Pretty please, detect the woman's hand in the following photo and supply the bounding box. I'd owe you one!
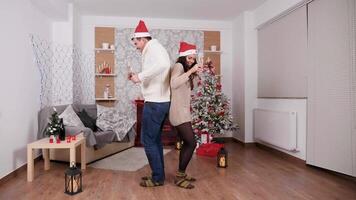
[189,63,203,74]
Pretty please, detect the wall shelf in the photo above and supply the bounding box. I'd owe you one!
[203,50,223,54]
[95,48,115,53]
[95,27,116,107]
[95,73,117,77]
[95,97,117,101]
[203,31,221,81]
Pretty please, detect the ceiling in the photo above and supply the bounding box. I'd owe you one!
[31,0,72,20]
[74,0,266,20]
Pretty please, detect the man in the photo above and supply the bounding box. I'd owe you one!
[129,20,171,187]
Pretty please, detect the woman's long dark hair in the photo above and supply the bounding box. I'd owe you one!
[176,56,197,90]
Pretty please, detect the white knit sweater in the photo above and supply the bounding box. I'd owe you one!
[138,39,171,102]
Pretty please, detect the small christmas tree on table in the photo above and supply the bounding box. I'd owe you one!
[191,58,237,144]
[46,108,61,137]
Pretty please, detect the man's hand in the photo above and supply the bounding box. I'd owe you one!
[129,72,141,84]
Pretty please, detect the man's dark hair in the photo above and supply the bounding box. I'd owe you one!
[131,36,152,41]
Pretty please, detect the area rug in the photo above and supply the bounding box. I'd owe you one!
[89,147,171,172]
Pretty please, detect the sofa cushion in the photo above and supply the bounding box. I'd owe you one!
[59,105,85,127]
[72,104,97,120]
[77,109,97,132]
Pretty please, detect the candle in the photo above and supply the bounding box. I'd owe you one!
[68,178,79,193]
[67,136,71,143]
[56,136,61,143]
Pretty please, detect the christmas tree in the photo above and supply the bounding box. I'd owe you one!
[46,108,62,137]
[191,59,237,144]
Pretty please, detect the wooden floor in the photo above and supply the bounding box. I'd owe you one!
[1,142,355,200]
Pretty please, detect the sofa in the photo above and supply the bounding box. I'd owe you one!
[37,104,135,164]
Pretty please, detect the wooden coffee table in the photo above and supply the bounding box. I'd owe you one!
[27,133,86,182]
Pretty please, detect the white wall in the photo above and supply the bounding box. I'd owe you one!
[52,3,73,45]
[76,15,234,102]
[232,0,307,159]
[232,14,245,141]
[254,0,305,27]
[243,12,258,143]
[232,12,258,143]
[51,4,74,105]
[0,0,52,179]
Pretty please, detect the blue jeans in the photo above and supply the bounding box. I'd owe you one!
[141,101,170,183]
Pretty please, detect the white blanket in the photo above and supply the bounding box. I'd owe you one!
[96,108,135,141]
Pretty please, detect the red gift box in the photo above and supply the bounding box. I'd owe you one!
[196,143,224,157]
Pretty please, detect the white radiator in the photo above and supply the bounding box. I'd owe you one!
[253,109,298,152]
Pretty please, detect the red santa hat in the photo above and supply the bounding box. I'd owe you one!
[132,20,151,39]
[179,42,197,57]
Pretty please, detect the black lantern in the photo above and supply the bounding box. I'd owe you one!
[175,140,183,150]
[217,147,228,168]
[65,162,82,195]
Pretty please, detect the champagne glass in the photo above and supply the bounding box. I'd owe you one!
[127,61,134,79]
[197,53,204,73]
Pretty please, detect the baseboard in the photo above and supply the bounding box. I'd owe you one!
[231,138,256,147]
[306,164,356,183]
[212,137,256,147]
[255,143,306,166]
[0,156,42,185]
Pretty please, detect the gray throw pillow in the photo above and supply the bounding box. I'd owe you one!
[59,105,85,127]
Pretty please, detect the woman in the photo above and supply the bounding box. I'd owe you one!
[169,42,202,189]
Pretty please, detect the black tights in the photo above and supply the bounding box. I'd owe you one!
[175,122,197,172]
